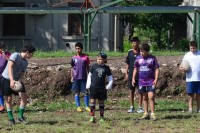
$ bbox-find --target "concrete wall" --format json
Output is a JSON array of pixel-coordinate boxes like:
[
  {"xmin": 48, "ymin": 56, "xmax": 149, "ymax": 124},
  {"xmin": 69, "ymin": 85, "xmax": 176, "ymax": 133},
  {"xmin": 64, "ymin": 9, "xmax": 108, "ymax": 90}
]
[{"xmin": 0, "ymin": 0, "xmax": 120, "ymax": 52}]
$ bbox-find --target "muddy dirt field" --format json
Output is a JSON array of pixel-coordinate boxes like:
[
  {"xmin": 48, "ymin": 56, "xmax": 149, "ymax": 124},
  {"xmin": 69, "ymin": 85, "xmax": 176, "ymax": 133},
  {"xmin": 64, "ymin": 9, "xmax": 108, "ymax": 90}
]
[{"xmin": 23, "ymin": 55, "xmax": 185, "ymax": 102}]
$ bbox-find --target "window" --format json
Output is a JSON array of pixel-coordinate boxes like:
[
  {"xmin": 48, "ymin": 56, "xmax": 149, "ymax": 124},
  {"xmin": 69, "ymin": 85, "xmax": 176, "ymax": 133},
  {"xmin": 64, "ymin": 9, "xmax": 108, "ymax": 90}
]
[
  {"xmin": 68, "ymin": 3, "xmax": 90, "ymax": 36},
  {"xmin": 3, "ymin": 3, "xmax": 25, "ymax": 36}
]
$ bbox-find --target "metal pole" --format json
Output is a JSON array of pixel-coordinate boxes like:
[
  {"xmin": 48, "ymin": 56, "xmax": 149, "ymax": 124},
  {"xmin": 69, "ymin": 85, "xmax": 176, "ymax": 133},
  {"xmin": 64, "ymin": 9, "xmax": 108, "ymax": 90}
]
[
  {"xmin": 198, "ymin": 13, "xmax": 200, "ymax": 49},
  {"xmin": 193, "ymin": 12, "xmax": 197, "ymax": 41}
]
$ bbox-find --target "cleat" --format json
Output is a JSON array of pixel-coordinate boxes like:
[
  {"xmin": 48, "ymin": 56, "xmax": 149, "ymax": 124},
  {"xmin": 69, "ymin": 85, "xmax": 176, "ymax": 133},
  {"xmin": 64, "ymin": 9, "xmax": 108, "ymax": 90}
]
[
  {"xmin": 9, "ymin": 119, "xmax": 15, "ymax": 125},
  {"xmin": 16, "ymin": 117, "xmax": 28, "ymax": 124},
  {"xmin": 137, "ymin": 107, "xmax": 144, "ymax": 113},
  {"xmin": 89, "ymin": 117, "xmax": 95, "ymax": 122},
  {"xmin": 77, "ymin": 107, "xmax": 82, "ymax": 112},
  {"xmin": 140, "ymin": 113, "xmax": 149, "ymax": 120},
  {"xmin": 99, "ymin": 117, "xmax": 105, "ymax": 123},
  {"xmin": 150, "ymin": 113, "xmax": 157, "ymax": 121},
  {"xmin": 85, "ymin": 107, "xmax": 90, "ymax": 112},
  {"xmin": 0, "ymin": 106, "xmax": 5, "ymax": 112},
  {"xmin": 127, "ymin": 107, "xmax": 134, "ymax": 113}
]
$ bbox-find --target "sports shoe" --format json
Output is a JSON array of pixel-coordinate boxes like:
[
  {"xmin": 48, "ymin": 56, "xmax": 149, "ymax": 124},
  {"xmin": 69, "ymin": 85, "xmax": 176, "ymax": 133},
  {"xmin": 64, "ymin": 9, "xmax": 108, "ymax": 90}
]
[
  {"xmin": 85, "ymin": 107, "xmax": 90, "ymax": 112},
  {"xmin": 150, "ymin": 113, "xmax": 157, "ymax": 121},
  {"xmin": 77, "ymin": 107, "xmax": 82, "ymax": 112},
  {"xmin": 9, "ymin": 119, "xmax": 16, "ymax": 125},
  {"xmin": 140, "ymin": 113, "xmax": 149, "ymax": 120},
  {"xmin": 127, "ymin": 107, "xmax": 134, "ymax": 113},
  {"xmin": 89, "ymin": 116, "xmax": 95, "ymax": 122},
  {"xmin": 188, "ymin": 109, "xmax": 193, "ymax": 113},
  {"xmin": 99, "ymin": 117, "xmax": 105, "ymax": 123},
  {"xmin": 16, "ymin": 117, "xmax": 28, "ymax": 124},
  {"xmin": 137, "ymin": 107, "xmax": 144, "ymax": 113},
  {"xmin": 0, "ymin": 106, "xmax": 5, "ymax": 112}
]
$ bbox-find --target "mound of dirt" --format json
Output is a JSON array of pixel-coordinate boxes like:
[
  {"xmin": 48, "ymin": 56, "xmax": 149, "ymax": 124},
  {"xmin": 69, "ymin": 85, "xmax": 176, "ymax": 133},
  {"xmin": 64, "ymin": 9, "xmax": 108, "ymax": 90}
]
[{"xmin": 23, "ymin": 55, "xmax": 186, "ymax": 102}]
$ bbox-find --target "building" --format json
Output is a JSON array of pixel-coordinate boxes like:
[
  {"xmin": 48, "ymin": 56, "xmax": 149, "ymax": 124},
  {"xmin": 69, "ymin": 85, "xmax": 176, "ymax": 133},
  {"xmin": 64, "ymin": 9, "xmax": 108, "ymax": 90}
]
[{"xmin": 0, "ymin": 0, "xmax": 123, "ymax": 51}]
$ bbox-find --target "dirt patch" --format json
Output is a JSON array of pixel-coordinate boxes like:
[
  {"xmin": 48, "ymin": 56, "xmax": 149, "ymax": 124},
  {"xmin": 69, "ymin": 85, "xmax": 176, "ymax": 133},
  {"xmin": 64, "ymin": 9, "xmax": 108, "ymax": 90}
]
[{"xmin": 23, "ymin": 55, "xmax": 186, "ymax": 102}]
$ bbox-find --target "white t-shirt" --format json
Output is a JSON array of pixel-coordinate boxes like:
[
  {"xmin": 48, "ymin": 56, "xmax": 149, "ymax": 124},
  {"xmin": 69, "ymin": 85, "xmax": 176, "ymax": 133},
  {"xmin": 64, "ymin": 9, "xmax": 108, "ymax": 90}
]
[{"xmin": 183, "ymin": 51, "xmax": 200, "ymax": 82}]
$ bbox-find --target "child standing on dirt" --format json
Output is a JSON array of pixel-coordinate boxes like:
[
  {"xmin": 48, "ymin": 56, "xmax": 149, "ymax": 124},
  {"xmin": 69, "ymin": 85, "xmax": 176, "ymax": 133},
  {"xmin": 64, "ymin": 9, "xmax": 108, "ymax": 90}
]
[
  {"xmin": 1, "ymin": 44, "xmax": 36, "ymax": 125},
  {"xmin": 179, "ymin": 41, "xmax": 200, "ymax": 113},
  {"xmin": 0, "ymin": 41, "xmax": 11, "ymax": 112},
  {"xmin": 86, "ymin": 52, "xmax": 113, "ymax": 122},
  {"xmin": 125, "ymin": 37, "xmax": 144, "ymax": 113},
  {"xmin": 71, "ymin": 42, "xmax": 90, "ymax": 112},
  {"xmin": 132, "ymin": 43, "xmax": 159, "ymax": 121}
]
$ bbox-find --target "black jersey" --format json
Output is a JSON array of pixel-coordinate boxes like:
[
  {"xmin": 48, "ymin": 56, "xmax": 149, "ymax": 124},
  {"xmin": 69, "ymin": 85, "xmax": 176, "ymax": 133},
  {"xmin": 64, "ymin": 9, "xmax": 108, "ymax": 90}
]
[
  {"xmin": 90, "ymin": 63, "xmax": 112, "ymax": 90},
  {"xmin": 125, "ymin": 50, "xmax": 139, "ymax": 79}
]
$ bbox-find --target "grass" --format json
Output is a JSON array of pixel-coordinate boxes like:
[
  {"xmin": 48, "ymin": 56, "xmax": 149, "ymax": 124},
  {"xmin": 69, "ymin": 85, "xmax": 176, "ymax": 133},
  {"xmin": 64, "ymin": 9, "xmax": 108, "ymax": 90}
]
[
  {"xmin": 33, "ymin": 50, "xmax": 185, "ymax": 58},
  {"xmin": 1, "ymin": 96, "xmax": 200, "ymax": 133}
]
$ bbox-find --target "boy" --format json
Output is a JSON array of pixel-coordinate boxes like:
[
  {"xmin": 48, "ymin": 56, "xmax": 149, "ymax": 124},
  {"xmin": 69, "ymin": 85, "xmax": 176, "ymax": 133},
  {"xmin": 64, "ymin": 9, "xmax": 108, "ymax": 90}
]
[
  {"xmin": 125, "ymin": 37, "xmax": 144, "ymax": 113},
  {"xmin": 1, "ymin": 44, "xmax": 36, "ymax": 125},
  {"xmin": 86, "ymin": 52, "xmax": 113, "ymax": 122},
  {"xmin": 132, "ymin": 43, "xmax": 159, "ymax": 121},
  {"xmin": 0, "ymin": 41, "xmax": 11, "ymax": 112},
  {"xmin": 71, "ymin": 42, "xmax": 90, "ymax": 112},
  {"xmin": 179, "ymin": 41, "xmax": 200, "ymax": 113}
]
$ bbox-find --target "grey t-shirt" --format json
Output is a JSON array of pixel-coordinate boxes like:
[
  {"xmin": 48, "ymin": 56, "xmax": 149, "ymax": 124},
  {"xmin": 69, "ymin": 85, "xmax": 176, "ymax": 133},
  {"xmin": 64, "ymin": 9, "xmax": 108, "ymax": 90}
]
[{"xmin": 2, "ymin": 52, "xmax": 28, "ymax": 80}]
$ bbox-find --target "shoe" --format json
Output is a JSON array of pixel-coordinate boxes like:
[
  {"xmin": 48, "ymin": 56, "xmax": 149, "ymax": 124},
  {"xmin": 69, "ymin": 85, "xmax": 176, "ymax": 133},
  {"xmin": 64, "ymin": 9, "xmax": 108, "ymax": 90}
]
[
  {"xmin": 99, "ymin": 117, "xmax": 105, "ymax": 123},
  {"xmin": 127, "ymin": 107, "xmax": 134, "ymax": 113},
  {"xmin": 77, "ymin": 107, "xmax": 82, "ymax": 112},
  {"xmin": 89, "ymin": 116, "xmax": 95, "ymax": 122},
  {"xmin": 85, "ymin": 107, "xmax": 90, "ymax": 112},
  {"xmin": 188, "ymin": 109, "xmax": 193, "ymax": 113},
  {"xmin": 140, "ymin": 113, "xmax": 149, "ymax": 120},
  {"xmin": 16, "ymin": 117, "xmax": 28, "ymax": 124},
  {"xmin": 137, "ymin": 107, "xmax": 144, "ymax": 113},
  {"xmin": 9, "ymin": 119, "xmax": 16, "ymax": 125},
  {"xmin": 150, "ymin": 113, "xmax": 157, "ymax": 121}
]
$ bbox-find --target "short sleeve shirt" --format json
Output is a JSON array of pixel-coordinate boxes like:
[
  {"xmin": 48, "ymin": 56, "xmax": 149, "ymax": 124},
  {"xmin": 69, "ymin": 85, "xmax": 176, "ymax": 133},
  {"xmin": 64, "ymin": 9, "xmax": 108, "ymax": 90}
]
[
  {"xmin": 90, "ymin": 63, "xmax": 112, "ymax": 90},
  {"xmin": 134, "ymin": 55, "xmax": 159, "ymax": 86},
  {"xmin": 125, "ymin": 49, "xmax": 139, "ymax": 79},
  {"xmin": 71, "ymin": 54, "xmax": 90, "ymax": 80},
  {"xmin": 2, "ymin": 52, "xmax": 28, "ymax": 80}
]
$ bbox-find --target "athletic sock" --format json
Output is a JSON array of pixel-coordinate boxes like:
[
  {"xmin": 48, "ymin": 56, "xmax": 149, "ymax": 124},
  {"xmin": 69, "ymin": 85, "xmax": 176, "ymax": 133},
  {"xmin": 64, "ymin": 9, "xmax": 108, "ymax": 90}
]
[
  {"xmin": 7, "ymin": 108, "xmax": 14, "ymax": 120},
  {"xmin": 18, "ymin": 106, "xmax": 25, "ymax": 118},
  {"xmin": 99, "ymin": 104, "xmax": 105, "ymax": 117},
  {"xmin": 90, "ymin": 103, "xmax": 95, "ymax": 116},
  {"xmin": 0, "ymin": 95, "xmax": 4, "ymax": 107},
  {"xmin": 84, "ymin": 95, "xmax": 89, "ymax": 107},
  {"xmin": 75, "ymin": 95, "xmax": 80, "ymax": 107}
]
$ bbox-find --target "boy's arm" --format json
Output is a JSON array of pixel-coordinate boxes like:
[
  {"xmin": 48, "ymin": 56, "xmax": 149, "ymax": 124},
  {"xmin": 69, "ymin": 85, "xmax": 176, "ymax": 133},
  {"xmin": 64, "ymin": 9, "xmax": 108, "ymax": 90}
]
[
  {"xmin": 86, "ymin": 72, "xmax": 92, "ymax": 89},
  {"xmin": 132, "ymin": 68, "xmax": 137, "ymax": 86},
  {"xmin": 71, "ymin": 68, "xmax": 74, "ymax": 82},
  {"xmin": 125, "ymin": 64, "xmax": 129, "ymax": 80},
  {"xmin": 8, "ymin": 61, "xmax": 15, "ymax": 88},
  {"xmin": 106, "ymin": 75, "xmax": 113, "ymax": 90},
  {"xmin": 153, "ymin": 68, "xmax": 159, "ymax": 86}
]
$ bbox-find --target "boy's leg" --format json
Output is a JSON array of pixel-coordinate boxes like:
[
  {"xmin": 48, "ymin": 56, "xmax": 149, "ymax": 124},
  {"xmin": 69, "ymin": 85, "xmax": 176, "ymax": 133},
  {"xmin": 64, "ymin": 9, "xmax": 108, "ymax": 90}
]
[
  {"xmin": 89, "ymin": 99, "xmax": 96, "ymax": 122},
  {"xmin": 98, "ymin": 100, "xmax": 105, "ymax": 121},
  {"xmin": 127, "ymin": 79, "xmax": 135, "ymax": 113},
  {"xmin": 196, "ymin": 93, "xmax": 200, "ymax": 112},
  {"xmin": 148, "ymin": 92, "xmax": 155, "ymax": 113},
  {"xmin": 5, "ymin": 96, "xmax": 15, "ymax": 124},
  {"xmin": 18, "ymin": 92, "xmax": 28, "ymax": 119},
  {"xmin": 84, "ymin": 90, "xmax": 90, "ymax": 111},
  {"xmin": 143, "ymin": 93, "xmax": 148, "ymax": 113},
  {"xmin": 188, "ymin": 94, "xmax": 194, "ymax": 112}
]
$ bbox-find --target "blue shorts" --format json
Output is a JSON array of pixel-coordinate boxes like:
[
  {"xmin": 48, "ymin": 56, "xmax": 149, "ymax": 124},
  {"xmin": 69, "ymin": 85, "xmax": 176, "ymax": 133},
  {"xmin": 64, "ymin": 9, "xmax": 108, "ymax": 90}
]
[
  {"xmin": 138, "ymin": 86, "xmax": 155, "ymax": 93},
  {"xmin": 186, "ymin": 81, "xmax": 200, "ymax": 94},
  {"xmin": 71, "ymin": 79, "xmax": 86, "ymax": 93}
]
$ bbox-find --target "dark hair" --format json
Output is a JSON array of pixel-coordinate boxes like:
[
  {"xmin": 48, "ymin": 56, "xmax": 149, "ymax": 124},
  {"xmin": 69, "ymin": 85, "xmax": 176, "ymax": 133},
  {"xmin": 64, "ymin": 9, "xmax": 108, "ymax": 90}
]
[
  {"xmin": 189, "ymin": 41, "xmax": 197, "ymax": 47},
  {"xmin": 21, "ymin": 44, "xmax": 36, "ymax": 53},
  {"xmin": 75, "ymin": 42, "xmax": 83, "ymax": 49},
  {"xmin": 130, "ymin": 37, "xmax": 139, "ymax": 43},
  {"xmin": 97, "ymin": 51, "xmax": 107, "ymax": 63},
  {"xmin": 0, "ymin": 41, "xmax": 5, "ymax": 48},
  {"xmin": 140, "ymin": 43, "xmax": 150, "ymax": 52}
]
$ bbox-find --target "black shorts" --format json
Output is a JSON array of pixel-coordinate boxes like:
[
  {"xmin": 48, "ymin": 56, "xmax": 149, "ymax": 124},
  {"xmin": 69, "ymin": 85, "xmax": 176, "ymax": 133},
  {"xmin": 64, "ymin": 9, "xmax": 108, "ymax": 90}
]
[
  {"xmin": 1, "ymin": 77, "xmax": 26, "ymax": 96},
  {"xmin": 128, "ymin": 79, "xmax": 138, "ymax": 91},
  {"xmin": 90, "ymin": 88, "xmax": 107, "ymax": 100}
]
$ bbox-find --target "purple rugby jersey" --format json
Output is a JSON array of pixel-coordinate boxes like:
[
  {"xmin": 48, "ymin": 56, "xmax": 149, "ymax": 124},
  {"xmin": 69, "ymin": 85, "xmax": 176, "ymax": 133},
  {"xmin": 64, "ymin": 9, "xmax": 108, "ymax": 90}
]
[
  {"xmin": 71, "ymin": 54, "xmax": 90, "ymax": 80},
  {"xmin": 0, "ymin": 51, "xmax": 11, "ymax": 76},
  {"xmin": 134, "ymin": 55, "xmax": 159, "ymax": 86}
]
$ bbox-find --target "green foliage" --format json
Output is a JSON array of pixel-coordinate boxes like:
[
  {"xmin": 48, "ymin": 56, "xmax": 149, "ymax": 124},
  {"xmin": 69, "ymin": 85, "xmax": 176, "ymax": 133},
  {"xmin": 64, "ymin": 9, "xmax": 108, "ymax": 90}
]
[{"xmin": 175, "ymin": 38, "xmax": 190, "ymax": 51}]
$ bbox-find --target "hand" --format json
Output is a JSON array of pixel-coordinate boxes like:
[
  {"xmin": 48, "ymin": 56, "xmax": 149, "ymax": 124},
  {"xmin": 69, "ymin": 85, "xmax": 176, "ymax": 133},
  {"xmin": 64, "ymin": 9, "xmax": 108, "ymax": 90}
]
[
  {"xmin": 179, "ymin": 66, "xmax": 186, "ymax": 73},
  {"xmin": 132, "ymin": 79, "xmax": 135, "ymax": 87}
]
